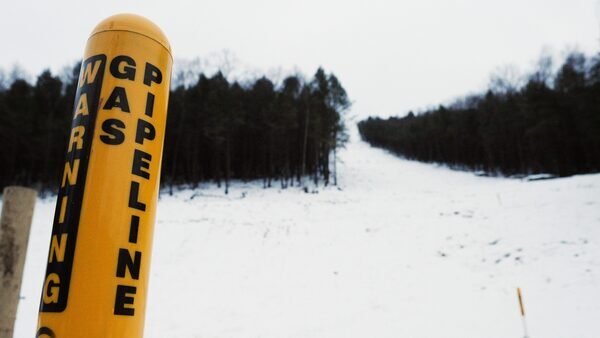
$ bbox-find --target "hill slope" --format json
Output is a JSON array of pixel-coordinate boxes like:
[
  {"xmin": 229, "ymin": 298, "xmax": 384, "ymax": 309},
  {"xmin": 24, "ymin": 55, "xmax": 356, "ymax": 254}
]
[{"xmin": 12, "ymin": 131, "xmax": 600, "ymax": 337}]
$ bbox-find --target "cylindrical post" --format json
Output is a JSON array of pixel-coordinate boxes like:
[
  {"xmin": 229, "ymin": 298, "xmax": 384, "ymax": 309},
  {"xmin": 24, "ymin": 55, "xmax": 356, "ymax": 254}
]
[
  {"xmin": 0, "ymin": 186, "xmax": 37, "ymax": 338},
  {"xmin": 37, "ymin": 14, "xmax": 172, "ymax": 338},
  {"xmin": 517, "ymin": 287, "xmax": 530, "ymax": 338}
]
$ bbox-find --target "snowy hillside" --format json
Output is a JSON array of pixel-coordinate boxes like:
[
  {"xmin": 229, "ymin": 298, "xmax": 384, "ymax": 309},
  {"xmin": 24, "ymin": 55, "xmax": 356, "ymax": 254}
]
[{"xmin": 11, "ymin": 131, "xmax": 600, "ymax": 338}]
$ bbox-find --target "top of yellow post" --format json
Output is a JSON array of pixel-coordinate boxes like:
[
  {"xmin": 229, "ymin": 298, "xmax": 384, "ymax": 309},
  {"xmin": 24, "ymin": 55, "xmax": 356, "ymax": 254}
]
[{"xmin": 90, "ymin": 13, "xmax": 172, "ymax": 55}]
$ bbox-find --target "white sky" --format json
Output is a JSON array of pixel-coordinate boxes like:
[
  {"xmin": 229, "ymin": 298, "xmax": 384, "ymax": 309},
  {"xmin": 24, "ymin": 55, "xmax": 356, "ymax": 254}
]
[{"xmin": 1, "ymin": 0, "xmax": 599, "ymax": 119}]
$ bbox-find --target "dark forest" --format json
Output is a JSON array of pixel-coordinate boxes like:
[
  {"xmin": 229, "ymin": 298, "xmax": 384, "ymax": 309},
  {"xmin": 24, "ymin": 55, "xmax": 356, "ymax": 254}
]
[
  {"xmin": 0, "ymin": 64, "xmax": 350, "ymax": 193},
  {"xmin": 358, "ymin": 51, "xmax": 600, "ymax": 177}
]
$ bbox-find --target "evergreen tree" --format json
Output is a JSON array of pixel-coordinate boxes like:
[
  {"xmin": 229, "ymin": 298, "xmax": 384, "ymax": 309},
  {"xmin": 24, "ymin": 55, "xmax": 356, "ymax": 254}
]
[
  {"xmin": 358, "ymin": 51, "xmax": 600, "ymax": 177},
  {"xmin": 0, "ymin": 64, "xmax": 350, "ymax": 193}
]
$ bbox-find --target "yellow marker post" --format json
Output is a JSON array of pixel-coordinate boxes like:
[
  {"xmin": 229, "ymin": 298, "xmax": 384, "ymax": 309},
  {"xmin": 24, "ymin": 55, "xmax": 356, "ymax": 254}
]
[
  {"xmin": 516, "ymin": 287, "xmax": 530, "ymax": 338},
  {"xmin": 37, "ymin": 14, "xmax": 172, "ymax": 338}
]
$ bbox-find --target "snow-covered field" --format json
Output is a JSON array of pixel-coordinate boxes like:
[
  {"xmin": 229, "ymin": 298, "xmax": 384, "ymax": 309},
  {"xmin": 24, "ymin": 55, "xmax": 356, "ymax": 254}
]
[{"xmin": 10, "ymin": 132, "xmax": 600, "ymax": 338}]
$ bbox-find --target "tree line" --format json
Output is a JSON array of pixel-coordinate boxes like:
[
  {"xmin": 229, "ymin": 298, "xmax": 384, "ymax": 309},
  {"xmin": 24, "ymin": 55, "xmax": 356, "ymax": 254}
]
[
  {"xmin": 0, "ymin": 63, "xmax": 349, "ymax": 193},
  {"xmin": 358, "ymin": 51, "xmax": 600, "ymax": 177}
]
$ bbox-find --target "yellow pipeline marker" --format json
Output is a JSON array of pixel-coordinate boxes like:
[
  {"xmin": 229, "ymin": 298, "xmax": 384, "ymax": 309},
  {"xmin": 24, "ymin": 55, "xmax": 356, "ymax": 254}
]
[{"xmin": 37, "ymin": 13, "xmax": 172, "ymax": 338}]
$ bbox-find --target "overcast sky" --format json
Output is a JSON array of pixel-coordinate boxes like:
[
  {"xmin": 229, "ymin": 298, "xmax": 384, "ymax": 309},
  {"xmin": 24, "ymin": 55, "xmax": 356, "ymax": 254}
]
[{"xmin": 1, "ymin": 0, "xmax": 599, "ymax": 119}]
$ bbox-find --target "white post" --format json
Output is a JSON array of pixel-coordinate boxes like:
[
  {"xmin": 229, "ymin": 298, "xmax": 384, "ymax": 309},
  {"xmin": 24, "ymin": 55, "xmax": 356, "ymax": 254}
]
[{"xmin": 0, "ymin": 186, "xmax": 37, "ymax": 338}]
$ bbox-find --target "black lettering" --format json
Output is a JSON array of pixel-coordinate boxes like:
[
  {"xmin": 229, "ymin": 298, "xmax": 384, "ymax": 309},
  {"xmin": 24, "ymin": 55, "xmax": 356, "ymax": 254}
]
[
  {"xmin": 103, "ymin": 87, "xmax": 130, "ymax": 112},
  {"xmin": 145, "ymin": 92, "xmax": 155, "ymax": 117},
  {"xmin": 116, "ymin": 248, "xmax": 142, "ymax": 280},
  {"xmin": 41, "ymin": 54, "xmax": 107, "ymax": 313},
  {"xmin": 143, "ymin": 63, "xmax": 162, "ymax": 86},
  {"xmin": 129, "ymin": 181, "xmax": 146, "ymax": 211},
  {"xmin": 110, "ymin": 55, "xmax": 136, "ymax": 81},
  {"xmin": 129, "ymin": 215, "xmax": 139, "ymax": 244},
  {"xmin": 36, "ymin": 327, "xmax": 56, "ymax": 338},
  {"xmin": 135, "ymin": 119, "xmax": 155, "ymax": 145},
  {"xmin": 132, "ymin": 149, "xmax": 152, "ymax": 179},
  {"xmin": 100, "ymin": 119, "xmax": 126, "ymax": 145},
  {"xmin": 114, "ymin": 285, "xmax": 136, "ymax": 316}
]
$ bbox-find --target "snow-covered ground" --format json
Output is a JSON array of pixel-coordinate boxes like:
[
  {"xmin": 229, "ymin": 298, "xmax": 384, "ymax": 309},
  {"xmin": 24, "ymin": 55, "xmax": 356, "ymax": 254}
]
[{"xmin": 10, "ymin": 132, "xmax": 600, "ymax": 338}]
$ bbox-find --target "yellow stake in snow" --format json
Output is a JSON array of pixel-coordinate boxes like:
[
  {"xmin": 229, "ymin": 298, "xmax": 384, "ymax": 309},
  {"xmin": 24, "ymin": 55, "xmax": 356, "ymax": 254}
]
[
  {"xmin": 37, "ymin": 14, "xmax": 172, "ymax": 338},
  {"xmin": 517, "ymin": 287, "xmax": 530, "ymax": 338}
]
